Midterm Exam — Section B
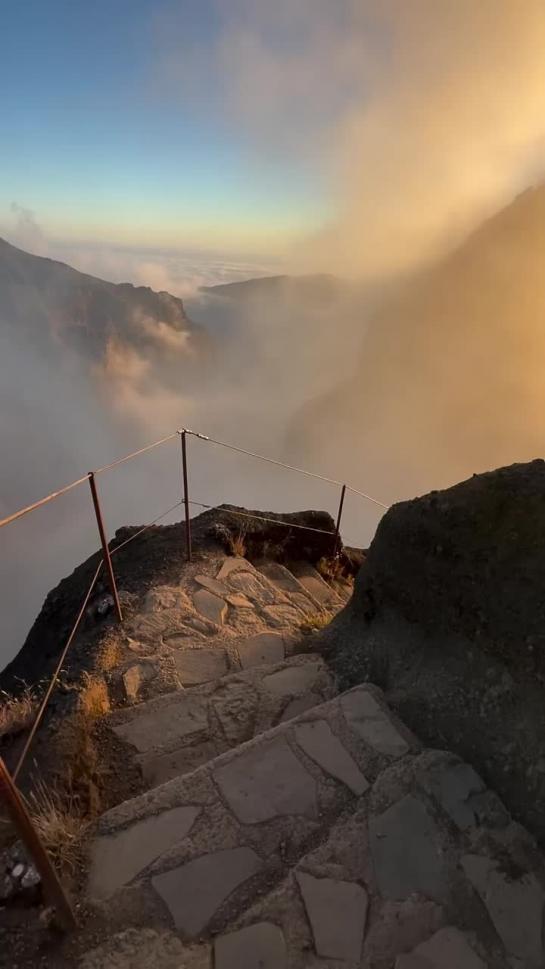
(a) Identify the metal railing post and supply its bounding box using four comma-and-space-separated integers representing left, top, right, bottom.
88, 472, 123, 622
180, 431, 192, 561
333, 484, 347, 555
0, 757, 76, 931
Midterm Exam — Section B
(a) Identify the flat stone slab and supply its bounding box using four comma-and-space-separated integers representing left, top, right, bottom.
291, 568, 339, 606
263, 663, 321, 697
262, 604, 303, 627
238, 632, 285, 669
113, 694, 208, 754
295, 719, 369, 795
395, 927, 486, 968
173, 648, 229, 685
296, 871, 368, 962
217, 557, 249, 580
151, 847, 262, 937
89, 806, 200, 899
370, 796, 447, 902
193, 589, 227, 625
228, 570, 281, 605
280, 694, 321, 722
214, 739, 318, 823
462, 854, 545, 966
225, 593, 254, 609
215, 922, 287, 969
194, 574, 231, 598
341, 689, 410, 757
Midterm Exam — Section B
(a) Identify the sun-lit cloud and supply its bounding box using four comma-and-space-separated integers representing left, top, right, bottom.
157, 0, 545, 278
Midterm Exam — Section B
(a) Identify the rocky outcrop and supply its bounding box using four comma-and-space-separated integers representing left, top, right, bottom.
320, 460, 545, 845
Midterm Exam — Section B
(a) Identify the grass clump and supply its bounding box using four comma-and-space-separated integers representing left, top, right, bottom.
299, 608, 334, 635
78, 673, 110, 719
229, 528, 247, 558
26, 780, 87, 875
0, 686, 38, 740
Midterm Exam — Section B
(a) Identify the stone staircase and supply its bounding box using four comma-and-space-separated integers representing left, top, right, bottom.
80, 555, 545, 969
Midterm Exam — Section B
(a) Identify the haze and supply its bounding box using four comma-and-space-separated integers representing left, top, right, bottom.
2, 1, 545, 669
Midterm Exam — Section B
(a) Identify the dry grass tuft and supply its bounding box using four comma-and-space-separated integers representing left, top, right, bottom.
98, 636, 122, 672
229, 528, 247, 558
299, 608, 334, 635
54, 711, 105, 817
27, 781, 87, 874
78, 673, 110, 719
0, 687, 38, 740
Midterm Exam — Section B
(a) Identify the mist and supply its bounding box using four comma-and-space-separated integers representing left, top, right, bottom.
3, 2, 545, 671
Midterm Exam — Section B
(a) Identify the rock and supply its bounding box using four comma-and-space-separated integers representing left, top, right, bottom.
194, 574, 231, 598
280, 694, 321, 722
225, 594, 254, 609
395, 926, 486, 969
112, 693, 208, 754
261, 604, 303, 627
294, 719, 369, 794
217, 557, 250, 580
193, 589, 228, 625
370, 796, 448, 902
173, 648, 228, 685
296, 871, 368, 962
122, 663, 156, 702
151, 847, 263, 936
227, 571, 282, 606
20, 866, 40, 889
88, 806, 200, 899
11, 864, 24, 880
96, 594, 115, 616
238, 633, 285, 669
462, 854, 545, 967
263, 663, 321, 697
215, 922, 287, 969
341, 688, 410, 757
214, 739, 318, 823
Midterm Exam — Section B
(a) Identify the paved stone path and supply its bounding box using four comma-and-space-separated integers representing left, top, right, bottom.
81, 555, 545, 969
86, 679, 545, 968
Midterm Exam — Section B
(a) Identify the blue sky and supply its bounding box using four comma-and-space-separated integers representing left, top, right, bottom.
0, 0, 326, 255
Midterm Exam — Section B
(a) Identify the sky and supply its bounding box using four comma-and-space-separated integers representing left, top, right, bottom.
0, 0, 327, 261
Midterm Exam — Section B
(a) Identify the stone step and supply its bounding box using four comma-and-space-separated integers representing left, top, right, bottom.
211, 748, 545, 969
255, 561, 323, 616
288, 562, 344, 609
86, 685, 418, 942
105, 654, 335, 790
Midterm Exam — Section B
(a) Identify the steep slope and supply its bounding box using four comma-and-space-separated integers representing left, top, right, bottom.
289, 185, 545, 498
0, 236, 205, 364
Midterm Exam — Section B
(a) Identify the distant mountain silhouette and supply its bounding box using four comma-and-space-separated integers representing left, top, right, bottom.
202, 273, 345, 304
0, 236, 205, 364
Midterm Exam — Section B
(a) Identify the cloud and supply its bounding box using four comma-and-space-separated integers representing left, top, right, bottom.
156, 0, 545, 278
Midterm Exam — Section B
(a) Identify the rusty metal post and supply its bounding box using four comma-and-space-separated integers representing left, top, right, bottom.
88, 472, 123, 622
0, 757, 76, 931
180, 431, 192, 561
333, 484, 347, 556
